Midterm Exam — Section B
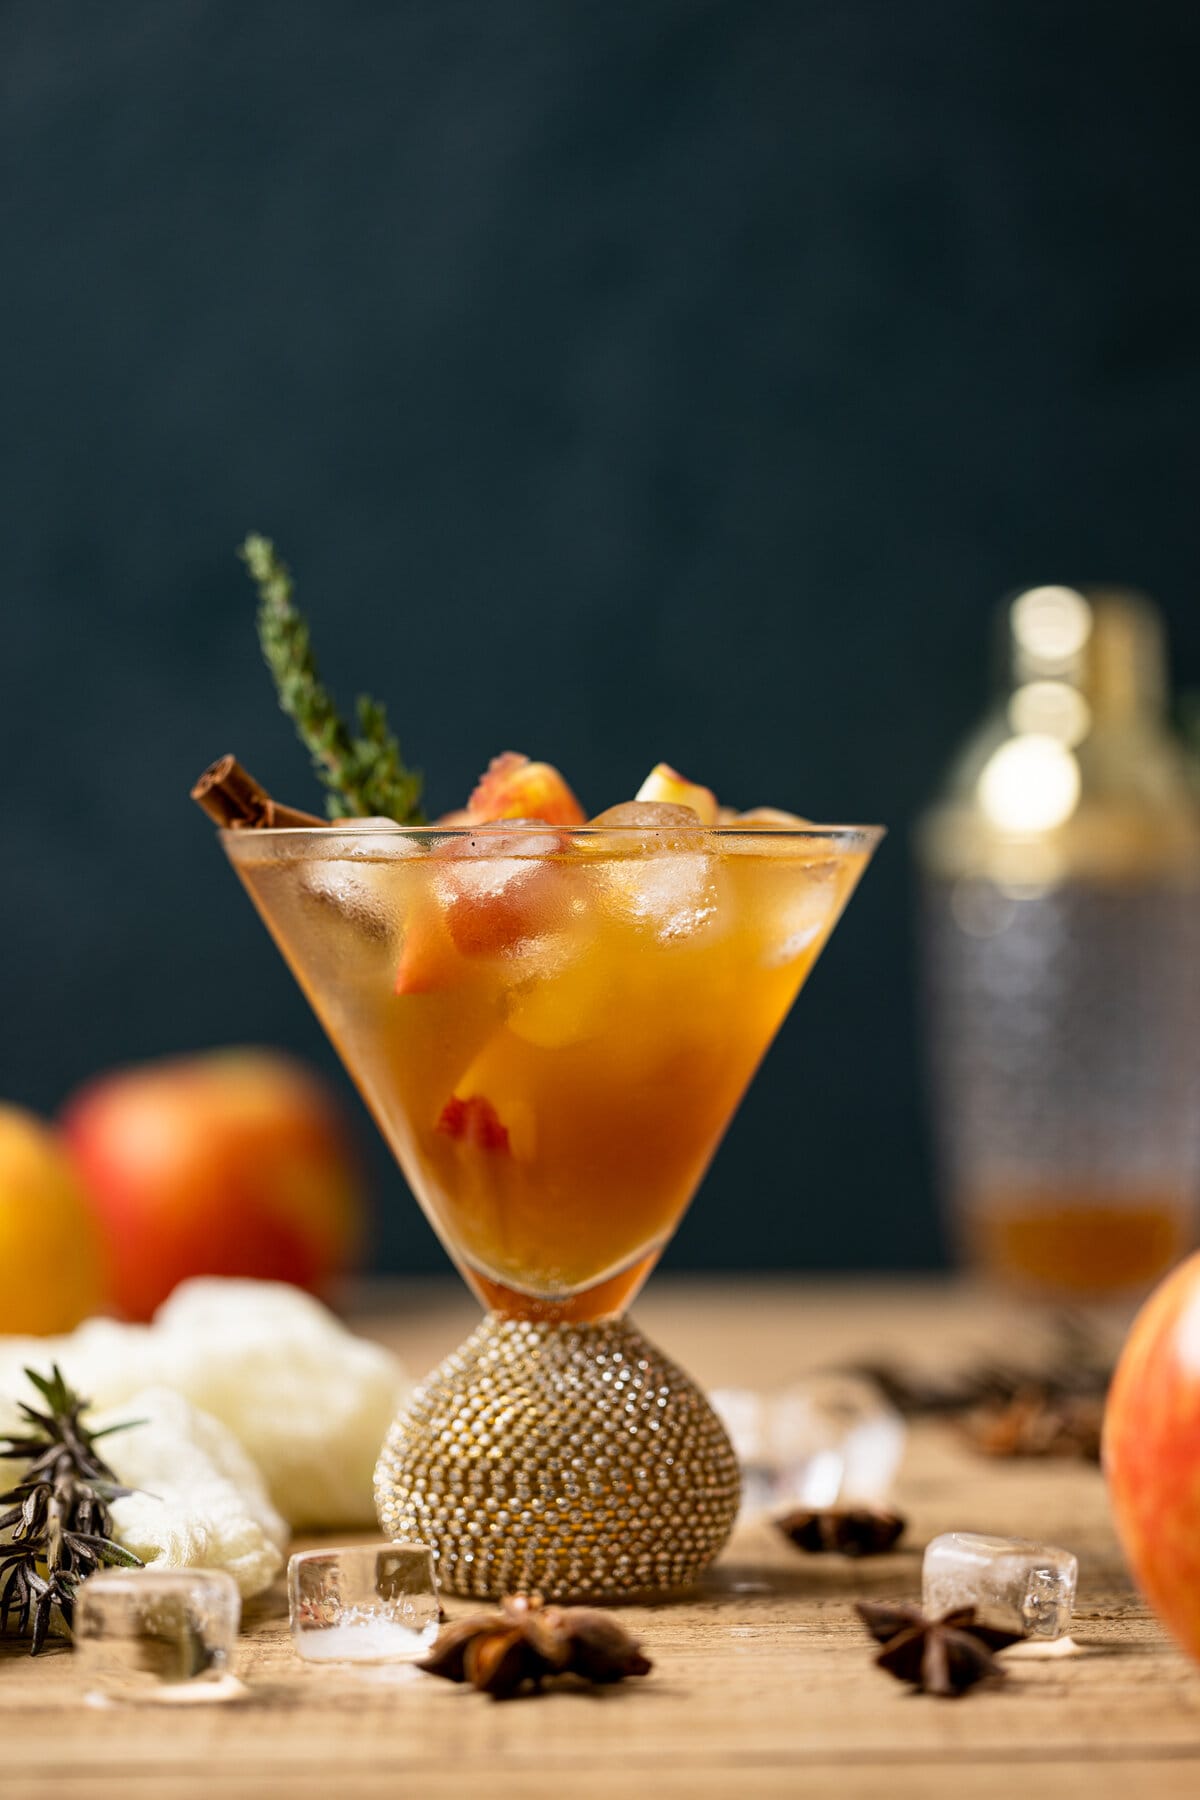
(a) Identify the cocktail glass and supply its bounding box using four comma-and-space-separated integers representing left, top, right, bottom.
219, 816, 882, 1597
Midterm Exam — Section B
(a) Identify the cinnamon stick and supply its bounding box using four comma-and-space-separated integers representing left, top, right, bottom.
190, 755, 329, 829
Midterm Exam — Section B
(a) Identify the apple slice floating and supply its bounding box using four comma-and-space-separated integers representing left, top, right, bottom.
465, 752, 586, 827
393, 900, 464, 995
397, 753, 586, 993
634, 763, 719, 826
395, 824, 569, 992
436, 824, 566, 958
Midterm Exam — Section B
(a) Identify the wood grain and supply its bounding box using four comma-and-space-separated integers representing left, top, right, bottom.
3, 1278, 1197, 1799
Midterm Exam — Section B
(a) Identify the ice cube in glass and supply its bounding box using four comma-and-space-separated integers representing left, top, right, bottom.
590, 819, 719, 944
922, 1531, 1077, 1639
74, 1569, 241, 1701
289, 1542, 439, 1663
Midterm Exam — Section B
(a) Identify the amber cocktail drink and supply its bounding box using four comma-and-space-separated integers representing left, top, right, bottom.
226, 822, 876, 1322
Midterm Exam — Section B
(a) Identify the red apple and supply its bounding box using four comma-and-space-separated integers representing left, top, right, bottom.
1104, 1250, 1200, 1663
61, 1049, 364, 1320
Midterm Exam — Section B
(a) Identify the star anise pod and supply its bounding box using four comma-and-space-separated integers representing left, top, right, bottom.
418, 1594, 652, 1699
0, 1365, 143, 1654
857, 1600, 1023, 1697
959, 1388, 1103, 1464
776, 1506, 906, 1558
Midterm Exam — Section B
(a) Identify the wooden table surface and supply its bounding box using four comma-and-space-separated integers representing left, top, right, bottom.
4, 1277, 1199, 1800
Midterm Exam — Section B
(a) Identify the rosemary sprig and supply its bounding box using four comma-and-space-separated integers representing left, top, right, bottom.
0, 1366, 143, 1654
241, 533, 425, 824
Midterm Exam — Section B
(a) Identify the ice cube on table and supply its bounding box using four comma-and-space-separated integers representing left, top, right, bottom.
711, 1374, 905, 1516
923, 1532, 1077, 1639
708, 1389, 777, 1516
74, 1569, 241, 1702
773, 1374, 905, 1509
289, 1542, 439, 1663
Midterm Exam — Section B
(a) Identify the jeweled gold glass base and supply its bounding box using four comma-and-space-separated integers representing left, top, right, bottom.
374, 1314, 740, 1599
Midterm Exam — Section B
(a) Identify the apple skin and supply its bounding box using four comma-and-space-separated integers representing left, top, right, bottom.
61, 1049, 364, 1321
1104, 1250, 1200, 1663
0, 1104, 106, 1333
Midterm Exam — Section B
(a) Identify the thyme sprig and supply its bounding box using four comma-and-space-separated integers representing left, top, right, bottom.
0, 1366, 143, 1654
241, 533, 425, 824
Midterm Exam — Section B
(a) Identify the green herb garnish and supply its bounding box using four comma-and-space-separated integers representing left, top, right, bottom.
0, 1366, 143, 1654
241, 533, 425, 823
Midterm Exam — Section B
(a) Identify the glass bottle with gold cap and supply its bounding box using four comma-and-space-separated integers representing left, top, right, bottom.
918, 585, 1200, 1298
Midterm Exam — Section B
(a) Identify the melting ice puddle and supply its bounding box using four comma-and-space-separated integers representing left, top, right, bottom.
1004, 1635, 1084, 1661
85, 1674, 248, 1706
293, 1618, 438, 1665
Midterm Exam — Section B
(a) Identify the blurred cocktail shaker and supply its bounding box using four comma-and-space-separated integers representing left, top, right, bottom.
917, 586, 1200, 1297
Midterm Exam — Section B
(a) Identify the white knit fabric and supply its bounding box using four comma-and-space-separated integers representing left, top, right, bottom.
95, 1386, 288, 1597
0, 1279, 410, 1528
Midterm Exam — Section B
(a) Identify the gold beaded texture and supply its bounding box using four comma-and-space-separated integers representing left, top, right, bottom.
374, 1314, 741, 1600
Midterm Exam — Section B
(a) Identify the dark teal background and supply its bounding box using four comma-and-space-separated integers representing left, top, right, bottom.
5, 2, 1200, 1273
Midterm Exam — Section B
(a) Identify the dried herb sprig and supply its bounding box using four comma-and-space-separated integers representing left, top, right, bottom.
418, 1594, 652, 1699
857, 1601, 1023, 1698
242, 533, 425, 824
0, 1366, 143, 1654
842, 1314, 1112, 1464
959, 1388, 1104, 1463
